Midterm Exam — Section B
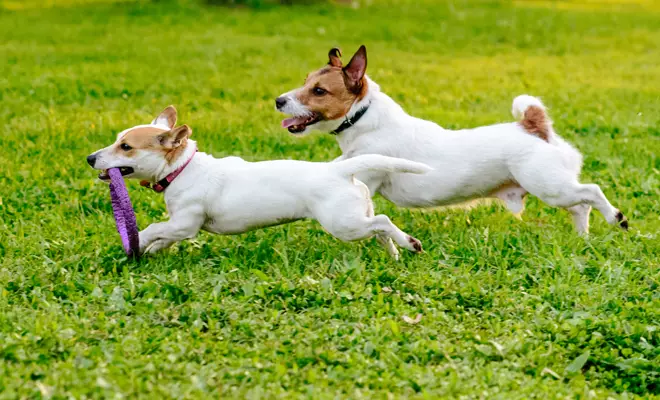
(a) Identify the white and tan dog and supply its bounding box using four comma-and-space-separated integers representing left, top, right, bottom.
86, 106, 431, 258
276, 46, 628, 234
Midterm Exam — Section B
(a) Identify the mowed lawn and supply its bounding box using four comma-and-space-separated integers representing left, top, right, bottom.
1, 0, 660, 398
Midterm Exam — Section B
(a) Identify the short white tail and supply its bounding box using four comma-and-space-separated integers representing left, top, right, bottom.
512, 95, 545, 119
335, 154, 433, 177
512, 94, 552, 142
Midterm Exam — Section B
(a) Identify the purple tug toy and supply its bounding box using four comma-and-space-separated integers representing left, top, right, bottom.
107, 168, 140, 257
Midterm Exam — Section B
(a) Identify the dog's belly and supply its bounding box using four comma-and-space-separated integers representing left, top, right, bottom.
378, 169, 512, 208
202, 215, 301, 235
200, 183, 308, 235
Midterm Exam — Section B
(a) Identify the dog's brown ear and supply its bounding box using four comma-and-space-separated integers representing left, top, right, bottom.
328, 48, 342, 67
152, 105, 177, 129
343, 45, 367, 93
158, 124, 191, 149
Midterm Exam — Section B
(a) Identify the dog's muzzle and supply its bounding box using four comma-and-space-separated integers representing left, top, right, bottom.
87, 154, 97, 167
275, 96, 287, 110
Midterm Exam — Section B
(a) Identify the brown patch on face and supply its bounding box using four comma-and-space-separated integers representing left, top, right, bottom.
296, 66, 368, 121
115, 125, 190, 164
520, 106, 550, 142
119, 127, 165, 151
290, 45, 369, 123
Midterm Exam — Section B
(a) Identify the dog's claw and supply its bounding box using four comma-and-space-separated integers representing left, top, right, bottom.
616, 211, 629, 230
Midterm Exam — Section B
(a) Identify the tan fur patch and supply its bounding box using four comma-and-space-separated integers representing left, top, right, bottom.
520, 106, 550, 142
164, 142, 187, 163
296, 66, 368, 121
162, 125, 192, 163
115, 126, 188, 164
120, 127, 166, 150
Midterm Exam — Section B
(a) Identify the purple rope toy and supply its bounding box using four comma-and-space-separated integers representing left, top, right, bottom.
107, 168, 140, 257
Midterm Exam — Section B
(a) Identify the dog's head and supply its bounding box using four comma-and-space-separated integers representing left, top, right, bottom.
275, 45, 369, 135
86, 106, 192, 181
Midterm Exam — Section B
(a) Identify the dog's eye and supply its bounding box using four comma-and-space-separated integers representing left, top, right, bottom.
313, 87, 327, 96
120, 143, 132, 151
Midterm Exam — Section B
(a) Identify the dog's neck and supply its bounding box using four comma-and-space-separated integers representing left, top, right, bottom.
332, 77, 409, 154
154, 139, 198, 182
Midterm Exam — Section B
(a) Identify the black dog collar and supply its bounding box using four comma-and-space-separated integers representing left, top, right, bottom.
330, 103, 370, 135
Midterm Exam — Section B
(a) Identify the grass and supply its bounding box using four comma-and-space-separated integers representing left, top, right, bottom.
1, 0, 659, 398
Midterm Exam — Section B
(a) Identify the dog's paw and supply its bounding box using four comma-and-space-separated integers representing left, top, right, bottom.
407, 236, 423, 253
615, 211, 629, 230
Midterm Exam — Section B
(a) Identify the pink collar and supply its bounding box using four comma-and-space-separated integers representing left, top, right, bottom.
141, 145, 197, 193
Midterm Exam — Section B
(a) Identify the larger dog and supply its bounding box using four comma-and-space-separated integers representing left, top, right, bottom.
276, 46, 628, 234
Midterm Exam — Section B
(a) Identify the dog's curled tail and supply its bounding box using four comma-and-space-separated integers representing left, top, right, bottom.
335, 154, 433, 177
512, 95, 552, 142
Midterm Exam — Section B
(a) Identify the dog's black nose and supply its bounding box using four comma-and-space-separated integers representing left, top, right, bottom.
275, 96, 287, 110
86, 154, 97, 167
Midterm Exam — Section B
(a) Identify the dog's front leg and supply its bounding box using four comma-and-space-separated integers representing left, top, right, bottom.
138, 222, 173, 254
139, 209, 205, 255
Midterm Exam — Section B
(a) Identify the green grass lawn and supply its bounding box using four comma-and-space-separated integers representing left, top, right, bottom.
1, 0, 659, 398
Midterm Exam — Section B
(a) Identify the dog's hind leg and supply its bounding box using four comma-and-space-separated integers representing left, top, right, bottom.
314, 181, 422, 258
556, 183, 627, 229
511, 161, 627, 230
368, 198, 400, 259
567, 203, 592, 235
491, 184, 527, 218
353, 177, 399, 261
356, 177, 400, 259
554, 183, 625, 229
375, 235, 400, 259
322, 213, 423, 254
368, 214, 423, 253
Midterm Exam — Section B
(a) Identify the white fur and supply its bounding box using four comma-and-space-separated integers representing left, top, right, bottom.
281, 76, 625, 234
278, 89, 313, 118
151, 115, 172, 130
511, 94, 545, 120
89, 130, 432, 258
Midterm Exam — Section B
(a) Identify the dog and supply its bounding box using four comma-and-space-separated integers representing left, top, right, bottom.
86, 106, 432, 258
275, 45, 628, 234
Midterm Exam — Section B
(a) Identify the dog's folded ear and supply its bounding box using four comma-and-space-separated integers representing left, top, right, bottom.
152, 105, 177, 129
343, 45, 367, 94
328, 48, 342, 67
158, 124, 192, 149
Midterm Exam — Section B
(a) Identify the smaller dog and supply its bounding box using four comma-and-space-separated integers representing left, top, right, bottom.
86, 106, 431, 258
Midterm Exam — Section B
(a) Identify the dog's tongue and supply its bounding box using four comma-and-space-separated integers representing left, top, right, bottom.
282, 117, 307, 128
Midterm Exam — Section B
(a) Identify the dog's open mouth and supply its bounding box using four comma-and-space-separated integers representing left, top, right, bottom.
281, 112, 322, 134
98, 167, 134, 181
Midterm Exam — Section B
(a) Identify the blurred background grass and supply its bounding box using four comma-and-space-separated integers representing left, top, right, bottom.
0, 0, 659, 398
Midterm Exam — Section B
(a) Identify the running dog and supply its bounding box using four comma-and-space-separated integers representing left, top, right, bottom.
87, 106, 432, 258
275, 46, 628, 234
